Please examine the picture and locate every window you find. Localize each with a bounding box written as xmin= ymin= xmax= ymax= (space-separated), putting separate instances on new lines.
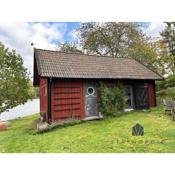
xmin=87 ymin=87 xmax=95 ymax=95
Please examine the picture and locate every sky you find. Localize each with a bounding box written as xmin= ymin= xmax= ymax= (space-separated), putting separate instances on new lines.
xmin=0 ymin=22 xmax=166 ymax=78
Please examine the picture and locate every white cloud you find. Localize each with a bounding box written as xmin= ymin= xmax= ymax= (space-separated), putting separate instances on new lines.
xmin=145 ymin=22 xmax=166 ymax=39
xmin=67 ymin=29 xmax=83 ymax=51
xmin=68 ymin=29 xmax=79 ymax=42
xmin=0 ymin=22 xmax=67 ymax=78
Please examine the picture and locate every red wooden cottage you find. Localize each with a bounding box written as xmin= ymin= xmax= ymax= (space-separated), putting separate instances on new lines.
xmin=33 ymin=48 xmax=162 ymax=123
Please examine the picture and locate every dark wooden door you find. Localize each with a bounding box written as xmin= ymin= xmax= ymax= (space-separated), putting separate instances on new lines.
xmin=134 ymin=84 xmax=149 ymax=109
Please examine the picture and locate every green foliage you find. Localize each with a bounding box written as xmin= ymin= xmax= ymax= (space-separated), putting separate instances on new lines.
xmin=58 ymin=42 xmax=83 ymax=54
xmin=99 ymin=83 xmax=126 ymax=117
xmin=156 ymin=74 xmax=175 ymax=105
xmin=160 ymin=22 xmax=175 ymax=55
xmin=28 ymin=80 xmax=39 ymax=99
xmin=163 ymin=55 xmax=175 ymax=75
xmin=157 ymin=87 xmax=175 ymax=98
xmin=151 ymin=41 xmax=170 ymax=76
xmin=156 ymin=87 xmax=175 ymax=106
xmin=156 ymin=74 xmax=175 ymax=91
xmin=129 ymin=42 xmax=156 ymax=63
xmin=78 ymin=22 xmax=144 ymax=57
xmin=129 ymin=40 xmax=169 ymax=75
xmin=0 ymin=42 xmax=33 ymax=113
xmin=34 ymin=87 xmax=39 ymax=98
xmin=160 ymin=22 xmax=175 ymax=74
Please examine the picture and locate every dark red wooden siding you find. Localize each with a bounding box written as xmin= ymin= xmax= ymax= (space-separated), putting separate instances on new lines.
xmin=148 ymin=81 xmax=156 ymax=107
xmin=39 ymin=78 xmax=48 ymax=122
xmin=51 ymin=81 xmax=84 ymax=121
xmin=39 ymin=78 xmax=157 ymax=123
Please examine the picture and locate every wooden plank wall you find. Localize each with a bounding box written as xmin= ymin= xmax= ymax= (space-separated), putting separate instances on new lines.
xmin=38 ymin=79 xmax=157 ymax=122
xmin=51 ymin=81 xmax=84 ymax=121
xmin=148 ymin=81 xmax=155 ymax=107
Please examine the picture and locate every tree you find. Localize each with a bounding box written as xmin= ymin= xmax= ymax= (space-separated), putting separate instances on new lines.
xmin=28 ymin=80 xmax=39 ymax=99
xmin=130 ymin=40 xmax=169 ymax=76
xmin=58 ymin=22 xmax=169 ymax=76
xmin=152 ymin=40 xmax=170 ymax=76
xmin=58 ymin=42 xmax=83 ymax=54
xmin=78 ymin=22 xmax=145 ymax=57
xmin=129 ymin=41 xmax=157 ymax=68
xmin=0 ymin=42 xmax=34 ymax=113
xmin=77 ymin=22 xmax=168 ymax=75
xmin=160 ymin=22 xmax=175 ymax=75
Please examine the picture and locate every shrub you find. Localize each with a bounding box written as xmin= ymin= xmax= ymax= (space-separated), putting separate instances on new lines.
xmin=99 ymin=83 xmax=126 ymax=117
xmin=156 ymin=87 xmax=175 ymax=106
xmin=156 ymin=74 xmax=175 ymax=91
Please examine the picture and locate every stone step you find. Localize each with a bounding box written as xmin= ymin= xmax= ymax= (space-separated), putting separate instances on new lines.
xmin=83 ymin=116 xmax=103 ymax=121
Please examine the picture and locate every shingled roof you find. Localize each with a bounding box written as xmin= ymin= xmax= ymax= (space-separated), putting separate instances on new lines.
xmin=34 ymin=48 xmax=162 ymax=80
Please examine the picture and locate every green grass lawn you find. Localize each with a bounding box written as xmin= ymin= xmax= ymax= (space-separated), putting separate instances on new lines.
xmin=0 ymin=108 xmax=175 ymax=153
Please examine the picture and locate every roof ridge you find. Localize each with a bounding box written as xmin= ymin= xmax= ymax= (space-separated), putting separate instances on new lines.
xmin=34 ymin=47 xmax=132 ymax=60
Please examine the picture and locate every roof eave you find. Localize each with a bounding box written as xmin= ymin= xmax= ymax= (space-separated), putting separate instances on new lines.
xmin=38 ymin=75 xmax=163 ymax=80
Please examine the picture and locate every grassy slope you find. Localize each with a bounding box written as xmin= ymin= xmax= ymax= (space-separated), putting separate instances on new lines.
xmin=0 ymin=108 xmax=175 ymax=153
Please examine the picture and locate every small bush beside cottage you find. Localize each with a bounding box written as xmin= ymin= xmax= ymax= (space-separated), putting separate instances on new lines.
xmin=99 ymin=83 xmax=126 ymax=117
